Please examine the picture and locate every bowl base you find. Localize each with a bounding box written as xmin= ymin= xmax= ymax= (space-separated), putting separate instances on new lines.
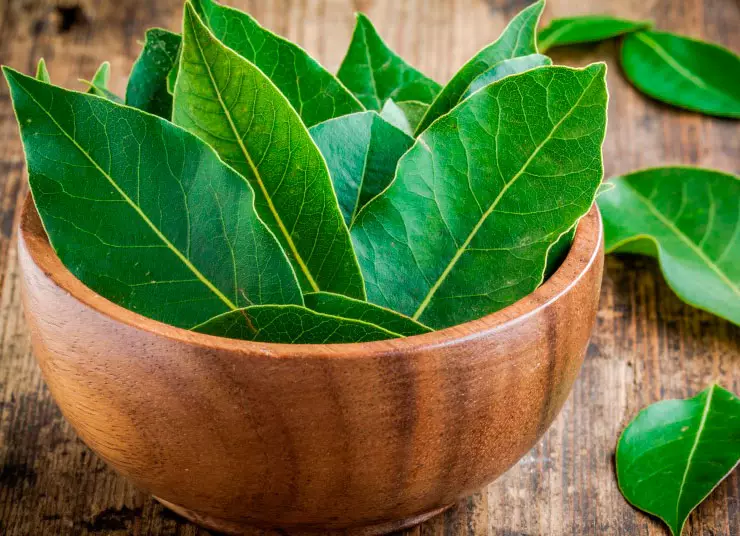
xmin=155 ymin=497 xmax=451 ymax=535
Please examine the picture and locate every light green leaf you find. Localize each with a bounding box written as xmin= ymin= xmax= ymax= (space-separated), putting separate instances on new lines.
xmin=126 ymin=28 xmax=181 ymax=119
xmin=304 ymin=291 xmax=432 ymax=336
xmin=174 ymin=4 xmax=365 ymax=299
xmin=621 ymin=31 xmax=740 ymax=119
xmin=352 ymin=64 xmax=608 ymax=329
xmin=538 ymin=15 xmax=652 ymax=52
xmin=379 ymin=99 xmax=414 ymax=136
xmin=193 ymin=304 xmax=406 ymax=343
xmin=190 ymin=0 xmax=363 ymax=127
xmin=35 ymin=59 xmax=50 ymax=83
xmin=3 ymin=66 xmax=302 ymax=330
xmin=616 ymin=385 xmax=740 ymax=536
xmin=414 ymin=0 xmax=544 ymax=135
xmin=309 ymin=111 xmax=413 ymax=227
xmin=167 ymin=47 xmax=181 ymax=95
xmin=598 ymin=167 xmax=740 ymax=325
xmin=462 ymin=54 xmax=552 ymax=100
xmin=83 ymin=62 xmax=123 ymax=103
xmin=337 ymin=13 xmax=441 ymax=110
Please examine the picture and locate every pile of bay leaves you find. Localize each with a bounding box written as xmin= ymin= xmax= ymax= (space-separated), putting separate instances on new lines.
xmin=4 ymin=0 xmax=609 ymax=343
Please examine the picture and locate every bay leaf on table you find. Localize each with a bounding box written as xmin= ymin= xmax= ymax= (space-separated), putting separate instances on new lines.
xmin=537 ymin=15 xmax=652 ymax=52
xmin=174 ymin=3 xmax=365 ymax=299
xmin=351 ymin=64 xmax=608 ymax=329
xmin=309 ymin=111 xmax=413 ymax=227
xmin=3 ymin=66 xmax=302 ymax=330
xmin=598 ymin=167 xmax=740 ymax=325
xmin=621 ymin=30 xmax=740 ymax=118
xmin=337 ymin=13 xmax=441 ymax=111
xmin=190 ymin=0 xmax=363 ymax=127
xmin=35 ymin=58 xmax=50 ymax=83
xmin=126 ymin=28 xmax=181 ymax=119
xmin=193 ymin=304 xmax=411 ymax=343
xmin=414 ymin=0 xmax=544 ymax=135
xmin=461 ymin=53 xmax=552 ymax=100
xmin=616 ymin=384 xmax=740 ymax=536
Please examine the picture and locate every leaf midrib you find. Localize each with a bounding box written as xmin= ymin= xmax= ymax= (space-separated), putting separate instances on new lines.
xmin=17 ymin=79 xmax=238 ymax=312
xmin=188 ymin=11 xmax=321 ymax=292
xmin=629 ymin=186 xmax=739 ymax=297
xmin=674 ymin=385 xmax=715 ymax=534
xmin=633 ymin=32 xmax=733 ymax=103
xmin=411 ymin=70 xmax=600 ymax=320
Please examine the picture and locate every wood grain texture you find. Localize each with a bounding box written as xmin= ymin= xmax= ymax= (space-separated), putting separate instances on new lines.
xmin=0 ymin=0 xmax=737 ymax=535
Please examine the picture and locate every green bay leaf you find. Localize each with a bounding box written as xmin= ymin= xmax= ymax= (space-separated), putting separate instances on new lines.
xmin=621 ymin=31 xmax=740 ymax=118
xmin=190 ymin=0 xmax=363 ymax=127
xmin=35 ymin=59 xmax=50 ymax=83
xmin=4 ymin=66 xmax=303 ymax=330
xmin=174 ymin=4 xmax=365 ymax=299
xmin=337 ymin=13 xmax=441 ymax=111
xmin=598 ymin=167 xmax=740 ymax=325
xmin=83 ymin=62 xmax=123 ymax=103
xmin=351 ymin=64 xmax=608 ymax=329
xmin=414 ymin=0 xmax=544 ymax=135
xmin=193 ymin=304 xmax=406 ymax=343
xmin=380 ymin=99 xmax=428 ymax=135
xmin=304 ymin=291 xmax=431 ymax=337
xmin=309 ymin=111 xmax=413 ymax=227
xmin=126 ymin=28 xmax=181 ymax=119
xmin=462 ymin=53 xmax=552 ymax=100
xmin=616 ymin=385 xmax=740 ymax=536
xmin=538 ymin=15 xmax=652 ymax=52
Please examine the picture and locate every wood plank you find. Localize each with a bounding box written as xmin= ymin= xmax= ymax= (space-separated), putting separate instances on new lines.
xmin=0 ymin=0 xmax=737 ymax=534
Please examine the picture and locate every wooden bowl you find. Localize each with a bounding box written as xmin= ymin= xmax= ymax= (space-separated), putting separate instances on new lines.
xmin=18 ymin=195 xmax=603 ymax=535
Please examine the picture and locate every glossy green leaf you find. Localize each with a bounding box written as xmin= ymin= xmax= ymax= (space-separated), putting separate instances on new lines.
xmin=538 ymin=15 xmax=652 ymax=52
xmin=621 ymin=31 xmax=740 ymax=118
xmin=3 ymin=67 xmax=303 ymax=330
xmin=304 ymin=292 xmax=432 ymax=336
xmin=337 ymin=13 xmax=441 ymax=110
xmin=462 ymin=54 xmax=552 ymax=100
xmin=174 ymin=4 xmax=365 ymax=299
xmin=616 ymin=385 xmax=740 ymax=536
xmin=598 ymin=167 xmax=740 ymax=325
xmin=126 ymin=28 xmax=181 ymax=119
xmin=35 ymin=59 xmax=50 ymax=83
xmin=193 ymin=304 xmax=406 ymax=342
xmin=380 ymin=99 xmax=429 ymax=135
xmin=309 ymin=111 xmax=413 ymax=227
xmin=190 ymin=0 xmax=363 ymax=127
xmin=352 ymin=64 xmax=608 ymax=329
xmin=414 ymin=0 xmax=544 ymax=135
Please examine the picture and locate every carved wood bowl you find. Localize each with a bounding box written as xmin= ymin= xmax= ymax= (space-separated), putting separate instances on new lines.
xmin=18 ymin=195 xmax=604 ymax=535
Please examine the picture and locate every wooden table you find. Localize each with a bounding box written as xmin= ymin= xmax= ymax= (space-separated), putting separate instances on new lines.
xmin=0 ymin=0 xmax=738 ymax=534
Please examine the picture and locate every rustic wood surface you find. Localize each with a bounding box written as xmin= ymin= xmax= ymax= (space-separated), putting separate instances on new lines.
xmin=0 ymin=0 xmax=737 ymax=534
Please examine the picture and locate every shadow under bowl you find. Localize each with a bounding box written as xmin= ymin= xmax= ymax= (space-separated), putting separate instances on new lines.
xmin=18 ymin=196 xmax=604 ymax=535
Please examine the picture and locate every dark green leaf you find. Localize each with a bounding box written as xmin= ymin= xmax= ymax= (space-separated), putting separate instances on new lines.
xmin=544 ymin=225 xmax=576 ymax=280
xmin=190 ymin=0 xmax=363 ymax=127
xmin=351 ymin=64 xmax=608 ymax=329
xmin=4 ymin=67 xmax=302 ymax=330
xmin=462 ymin=54 xmax=552 ymax=100
xmin=126 ymin=28 xmax=181 ymax=119
xmin=538 ymin=15 xmax=652 ymax=52
xmin=621 ymin=31 xmax=740 ymax=118
xmin=598 ymin=167 xmax=740 ymax=325
xmin=167 ymin=47 xmax=181 ymax=95
xmin=337 ymin=13 xmax=441 ymax=110
xmin=414 ymin=0 xmax=544 ymax=135
xmin=35 ymin=59 xmax=50 ymax=83
xmin=174 ymin=4 xmax=365 ymax=299
xmin=304 ymin=291 xmax=432 ymax=336
xmin=193 ymin=304 xmax=405 ymax=343
xmin=616 ymin=385 xmax=740 ymax=536
xmin=309 ymin=111 xmax=413 ymax=227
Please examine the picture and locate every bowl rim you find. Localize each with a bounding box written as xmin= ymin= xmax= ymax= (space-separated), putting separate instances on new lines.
xmin=19 ymin=195 xmax=603 ymax=358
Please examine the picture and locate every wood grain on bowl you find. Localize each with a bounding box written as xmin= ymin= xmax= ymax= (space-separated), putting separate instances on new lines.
xmin=18 ymin=195 xmax=603 ymax=535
